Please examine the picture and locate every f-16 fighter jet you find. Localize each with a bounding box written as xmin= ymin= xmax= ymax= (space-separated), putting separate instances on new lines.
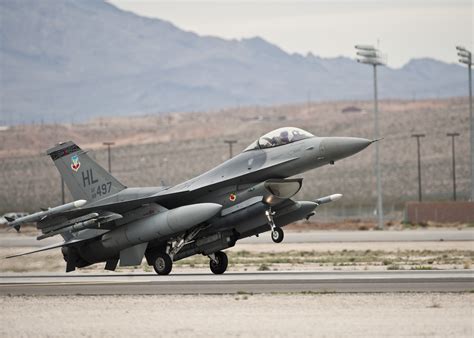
xmin=7 ymin=127 xmax=374 ymax=275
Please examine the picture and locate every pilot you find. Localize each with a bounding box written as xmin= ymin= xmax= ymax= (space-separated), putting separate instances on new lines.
xmin=279 ymin=130 xmax=290 ymax=144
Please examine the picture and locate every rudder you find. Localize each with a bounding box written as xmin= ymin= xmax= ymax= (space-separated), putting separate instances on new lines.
xmin=47 ymin=141 xmax=126 ymax=203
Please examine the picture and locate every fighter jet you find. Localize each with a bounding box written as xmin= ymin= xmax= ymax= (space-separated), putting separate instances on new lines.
xmin=7 ymin=127 xmax=374 ymax=275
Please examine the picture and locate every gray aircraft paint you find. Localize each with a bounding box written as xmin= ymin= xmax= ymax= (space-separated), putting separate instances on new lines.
xmin=7 ymin=128 xmax=373 ymax=274
xmin=47 ymin=142 xmax=126 ymax=203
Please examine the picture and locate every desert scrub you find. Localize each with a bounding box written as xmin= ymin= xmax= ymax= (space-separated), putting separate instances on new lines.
xmin=257 ymin=263 xmax=271 ymax=271
xmin=410 ymin=265 xmax=434 ymax=270
xmin=159 ymin=249 xmax=473 ymax=269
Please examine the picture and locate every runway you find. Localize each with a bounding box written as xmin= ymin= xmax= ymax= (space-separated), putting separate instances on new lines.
xmin=1 ymin=229 xmax=473 ymax=247
xmin=1 ymin=270 xmax=472 ymax=295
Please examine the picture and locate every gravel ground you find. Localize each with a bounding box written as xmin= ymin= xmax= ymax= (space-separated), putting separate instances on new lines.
xmin=1 ymin=293 xmax=472 ymax=337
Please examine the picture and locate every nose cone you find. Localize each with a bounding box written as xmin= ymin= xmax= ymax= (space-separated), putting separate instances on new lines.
xmin=321 ymin=137 xmax=372 ymax=161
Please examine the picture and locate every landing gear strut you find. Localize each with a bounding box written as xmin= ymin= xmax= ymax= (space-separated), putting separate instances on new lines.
xmin=209 ymin=251 xmax=228 ymax=274
xmin=266 ymin=208 xmax=284 ymax=243
xmin=153 ymin=252 xmax=173 ymax=275
xmin=152 ymin=227 xmax=204 ymax=276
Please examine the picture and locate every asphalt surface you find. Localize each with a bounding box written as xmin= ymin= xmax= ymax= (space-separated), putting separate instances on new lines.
xmin=1 ymin=270 xmax=472 ymax=295
xmin=243 ymin=230 xmax=474 ymax=243
xmin=1 ymin=229 xmax=473 ymax=248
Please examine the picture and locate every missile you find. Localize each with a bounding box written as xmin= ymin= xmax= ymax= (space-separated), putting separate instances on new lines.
xmin=8 ymin=199 xmax=87 ymax=230
xmin=37 ymin=217 xmax=99 ymax=240
xmin=36 ymin=212 xmax=122 ymax=240
xmin=315 ymin=194 xmax=343 ymax=205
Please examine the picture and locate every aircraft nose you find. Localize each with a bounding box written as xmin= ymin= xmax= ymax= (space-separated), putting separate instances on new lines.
xmin=320 ymin=137 xmax=372 ymax=161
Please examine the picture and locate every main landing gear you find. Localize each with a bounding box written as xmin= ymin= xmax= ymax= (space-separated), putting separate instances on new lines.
xmin=209 ymin=251 xmax=228 ymax=274
xmin=266 ymin=208 xmax=284 ymax=243
xmin=153 ymin=252 xmax=173 ymax=275
xmin=151 ymin=249 xmax=229 ymax=275
xmin=152 ymin=227 xmax=206 ymax=275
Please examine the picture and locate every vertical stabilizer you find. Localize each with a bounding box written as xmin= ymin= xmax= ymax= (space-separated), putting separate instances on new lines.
xmin=47 ymin=142 xmax=126 ymax=203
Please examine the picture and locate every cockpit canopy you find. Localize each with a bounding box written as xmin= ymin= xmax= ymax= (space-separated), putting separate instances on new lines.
xmin=244 ymin=127 xmax=314 ymax=151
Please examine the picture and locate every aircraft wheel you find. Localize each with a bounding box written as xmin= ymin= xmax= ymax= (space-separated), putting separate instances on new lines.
xmin=210 ymin=251 xmax=228 ymax=274
xmin=153 ymin=253 xmax=173 ymax=275
xmin=271 ymin=228 xmax=284 ymax=243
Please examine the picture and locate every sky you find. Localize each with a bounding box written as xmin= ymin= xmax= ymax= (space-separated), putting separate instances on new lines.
xmin=109 ymin=0 xmax=473 ymax=68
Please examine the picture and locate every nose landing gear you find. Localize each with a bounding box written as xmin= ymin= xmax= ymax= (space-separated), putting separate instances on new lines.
xmin=266 ymin=208 xmax=284 ymax=243
xmin=271 ymin=227 xmax=284 ymax=243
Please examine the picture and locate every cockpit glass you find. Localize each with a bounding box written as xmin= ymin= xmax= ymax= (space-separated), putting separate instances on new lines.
xmin=244 ymin=127 xmax=314 ymax=151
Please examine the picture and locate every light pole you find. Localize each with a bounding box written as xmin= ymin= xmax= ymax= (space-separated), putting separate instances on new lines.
xmin=103 ymin=142 xmax=115 ymax=173
xmin=61 ymin=177 xmax=65 ymax=204
xmin=224 ymin=140 xmax=237 ymax=159
xmin=456 ymin=46 xmax=473 ymax=201
xmin=411 ymin=134 xmax=425 ymax=202
xmin=355 ymin=44 xmax=385 ymax=229
xmin=447 ymin=133 xmax=460 ymax=201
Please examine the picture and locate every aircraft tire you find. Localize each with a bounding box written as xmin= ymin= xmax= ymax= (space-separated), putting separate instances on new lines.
xmin=153 ymin=253 xmax=173 ymax=275
xmin=210 ymin=251 xmax=228 ymax=274
xmin=271 ymin=228 xmax=284 ymax=243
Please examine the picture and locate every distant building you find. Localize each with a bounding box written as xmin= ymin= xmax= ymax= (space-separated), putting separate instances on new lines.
xmin=341 ymin=106 xmax=362 ymax=113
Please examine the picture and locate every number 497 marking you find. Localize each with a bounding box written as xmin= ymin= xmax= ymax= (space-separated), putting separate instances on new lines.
xmin=96 ymin=182 xmax=112 ymax=196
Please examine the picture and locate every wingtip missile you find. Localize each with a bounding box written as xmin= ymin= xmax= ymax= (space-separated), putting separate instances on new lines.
xmin=73 ymin=199 xmax=87 ymax=208
xmin=329 ymin=193 xmax=343 ymax=201
xmin=315 ymin=193 xmax=343 ymax=205
xmin=7 ymin=199 xmax=88 ymax=229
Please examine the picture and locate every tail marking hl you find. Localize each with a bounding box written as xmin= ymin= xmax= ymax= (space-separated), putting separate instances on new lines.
xmin=47 ymin=142 xmax=126 ymax=203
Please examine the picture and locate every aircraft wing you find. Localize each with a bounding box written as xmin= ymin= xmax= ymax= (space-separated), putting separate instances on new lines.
xmin=53 ymin=190 xmax=190 ymax=220
xmin=8 ymin=190 xmax=190 ymax=236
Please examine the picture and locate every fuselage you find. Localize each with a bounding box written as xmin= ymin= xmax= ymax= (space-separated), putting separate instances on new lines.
xmin=76 ymin=133 xmax=371 ymax=265
xmin=8 ymin=129 xmax=373 ymax=275
xmin=165 ymin=135 xmax=371 ymax=207
xmin=63 ymin=128 xmax=371 ymax=266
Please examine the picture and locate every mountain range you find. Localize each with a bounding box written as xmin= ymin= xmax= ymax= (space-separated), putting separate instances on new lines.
xmin=0 ymin=0 xmax=468 ymax=124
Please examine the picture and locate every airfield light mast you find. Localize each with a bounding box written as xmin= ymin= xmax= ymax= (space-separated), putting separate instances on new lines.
xmin=61 ymin=178 xmax=65 ymax=204
xmin=224 ymin=140 xmax=238 ymax=159
xmin=411 ymin=134 xmax=426 ymax=202
xmin=103 ymin=142 xmax=115 ymax=173
xmin=447 ymin=133 xmax=460 ymax=201
xmin=456 ymin=46 xmax=473 ymax=201
xmin=355 ymin=44 xmax=385 ymax=229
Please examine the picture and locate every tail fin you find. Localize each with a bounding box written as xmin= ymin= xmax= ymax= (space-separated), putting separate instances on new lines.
xmin=47 ymin=141 xmax=126 ymax=203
